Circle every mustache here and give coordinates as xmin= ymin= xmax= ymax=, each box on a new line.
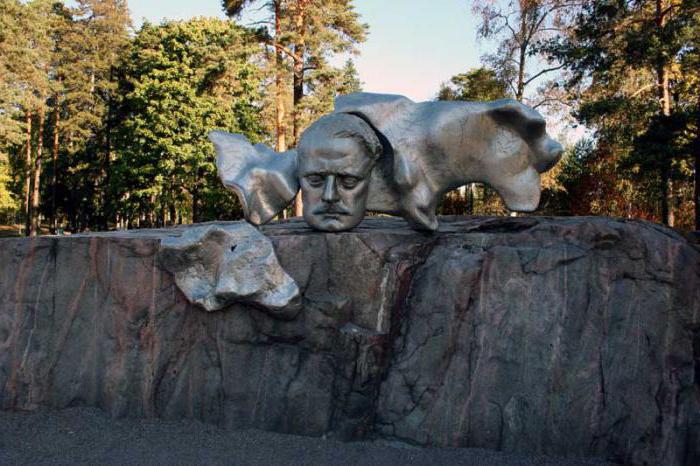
xmin=312 ymin=204 xmax=351 ymax=216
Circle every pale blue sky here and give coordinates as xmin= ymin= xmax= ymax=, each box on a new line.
xmin=125 ymin=0 xmax=484 ymax=101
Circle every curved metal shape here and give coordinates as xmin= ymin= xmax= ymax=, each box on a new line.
xmin=335 ymin=93 xmax=564 ymax=231
xmin=209 ymin=93 xmax=563 ymax=232
xmin=209 ymin=131 xmax=298 ymax=225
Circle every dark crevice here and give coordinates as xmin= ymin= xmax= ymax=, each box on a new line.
xmin=692 ymin=325 xmax=700 ymax=390
xmin=333 ymin=238 xmax=437 ymax=441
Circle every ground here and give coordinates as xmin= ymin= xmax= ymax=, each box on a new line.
xmin=0 ymin=408 xmax=611 ymax=466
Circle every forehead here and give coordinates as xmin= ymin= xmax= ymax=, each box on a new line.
xmin=299 ymin=137 xmax=373 ymax=175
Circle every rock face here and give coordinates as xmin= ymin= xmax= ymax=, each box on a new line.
xmin=0 ymin=216 xmax=698 ymax=465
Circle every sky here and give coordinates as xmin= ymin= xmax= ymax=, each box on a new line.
xmin=125 ymin=0 xmax=485 ymax=101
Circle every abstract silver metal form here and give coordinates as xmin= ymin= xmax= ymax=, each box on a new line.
xmin=210 ymin=92 xmax=563 ymax=232
xmin=158 ymin=223 xmax=301 ymax=318
xmin=209 ymin=132 xmax=299 ymax=226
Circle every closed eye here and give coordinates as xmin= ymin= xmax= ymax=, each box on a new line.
xmin=339 ymin=176 xmax=360 ymax=189
xmin=305 ymin=174 xmax=324 ymax=187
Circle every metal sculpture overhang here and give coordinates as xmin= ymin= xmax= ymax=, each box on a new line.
xmin=210 ymin=92 xmax=564 ymax=232
xmin=158 ymin=223 xmax=301 ymax=318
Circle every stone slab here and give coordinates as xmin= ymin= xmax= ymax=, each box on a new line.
xmin=0 ymin=216 xmax=698 ymax=464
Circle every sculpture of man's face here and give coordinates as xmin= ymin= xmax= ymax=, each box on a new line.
xmin=298 ymin=136 xmax=375 ymax=232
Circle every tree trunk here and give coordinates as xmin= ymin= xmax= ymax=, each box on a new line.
xmin=515 ymin=9 xmax=528 ymax=102
xmin=24 ymin=112 xmax=32 ymax=236
xmin=104 ymin=70 xmax=116 ymax=230
xmin=274 ymin=1 xmax=287 ymax=153
xmin=292 ymin=0 xmax=308 ymax=146
xmin=292 ymin=0 xmax=308 ymax=218
xmin=656 ymin=0 xmax=674 ymax=227
xmin=657 ymin=59 xmax=674 ymax=227
xmin=30 ymin=109 xmax=45 ymax=237
xmin=516 ymin=44 xmax=527 ymax=102
xmin=51 ymin=104 xmax=60 ymax=234
xmin=147 ymin=194 xmax=155 ymax=228
xmin=467 ymin=183 xmax=475 ymax=215
xmin=695 ymin=116 xmax=700 ymax=231
xmin=292 ymin=58 xmax=304 ymax=145
xmin=169 ymin=201 xmax=176 ymax=227
xmin=192 ymin=188 xmax=199 ymax=224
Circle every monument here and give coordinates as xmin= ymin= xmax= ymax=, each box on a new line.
xmin=166 ymin=92 xmax=563 ymax=314
xmin=1 ymin=93 xmax=698 ymax=466
xmin=210 ymin=92 xmax=564 ymax=232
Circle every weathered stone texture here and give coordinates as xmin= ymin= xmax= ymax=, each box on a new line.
xmin=0 ymin=216 xmax=698 ymax=465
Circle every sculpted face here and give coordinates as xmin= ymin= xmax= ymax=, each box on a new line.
xmin=298 ymin=136 xmax=374 ymax=232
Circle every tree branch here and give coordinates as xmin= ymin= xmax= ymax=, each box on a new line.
xmin=263 ymin=39 xmax=303 ymax=63
xmin=507 ymin=80 xmax=518 ymax=96
xmin=629 ymin=83 xmax=654 ymax=98
xmin=532 ymin=96 xmax=568 ymax=109
xmin=244 ymin=20 xmax=274 ymax=27
xmin=523 ymin=64 xmax=565 ymax=86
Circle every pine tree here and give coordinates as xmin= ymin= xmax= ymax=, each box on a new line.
xmin=0 ymin=1 xmax=26 ymax=224
xmin=0 ymin=1 xmax=26 ymax=153
xmin=338 ymin=58 xmax=362 ymax=95
xmin=62 ymin=0 xmax=131 ymax=230
xmin=223 ymin=1 xmax=290 ymax=152
xmin=112 ymin=18 xmax=264 ymax=227
xmin=437 ymin=67 xmax=510 ymax=102
xmin=546 ymin=0 xmax=700 ymax=228
xmin=223 ymin=0 xmax=367 ymax=216
xmin=9 ymin=0 xmax=55 ymax=236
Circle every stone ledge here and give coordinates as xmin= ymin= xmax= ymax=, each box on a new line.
xmin=0 ymin=216 xmax=698 ymax=465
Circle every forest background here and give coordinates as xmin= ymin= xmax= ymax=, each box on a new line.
xmin=0 ymin=0 xmax=698 ymax=236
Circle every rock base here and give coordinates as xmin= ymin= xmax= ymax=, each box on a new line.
xmin=1 ymin=216 xmax=698 ymax=465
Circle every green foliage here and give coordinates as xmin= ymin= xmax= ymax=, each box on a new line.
xmin=544 ymin=0 xmax=700 ymax=228
xmin=112 ymin=18 xmax=265 ymax=225
xmin=0 ymin=152 xmax=17 ymax=212
xmin=222 ymin=0 xmax=368 ymax=147
xmin=52 ymin=0 xmax=131 ymax=230
xmin=1 ymin=0 xmax=698 ymax=232
xmin=437 ymin=67 xmax=510 ymax=102
xmin=0 ymin=0 xmax=26 ymax=149
xmin=1 ymin=1 xmax=367 ymax=233
xmin=295 ymin=58 xmax=362 ymax=130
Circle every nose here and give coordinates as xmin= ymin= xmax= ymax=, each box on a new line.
xmin=321 ymin=175 xmax=339 ymax=203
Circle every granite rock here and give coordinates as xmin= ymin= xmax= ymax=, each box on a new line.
xmin=0 ymin=216 xmax=698 ymax=465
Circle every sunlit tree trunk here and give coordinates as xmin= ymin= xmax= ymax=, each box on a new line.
xmin=147 ymin=194 xmax=155 ymax=227
xmin=104 ymin=66 xmax=118 ymax=230
xmin=274 ymin=1 xmax=287 ymax=153
xmin=515 ymin=6 xmax=528 ymax=102
xmin=656 ymin=0 xmax=674 ymax=227
xmin=292 ymin=0 xmax=308 ymax=145
xmin=30 ymin=108 xmax=45 ymax=237
xmin=291 ymin=0 xmax=309 ymax=217
xmin=24 ymin=112 xmax=32 ymax=236
xmin=695 ymin=118 xmax=699 ymax=231
xmin=51 ymin=104 xmax=60 ymax=233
